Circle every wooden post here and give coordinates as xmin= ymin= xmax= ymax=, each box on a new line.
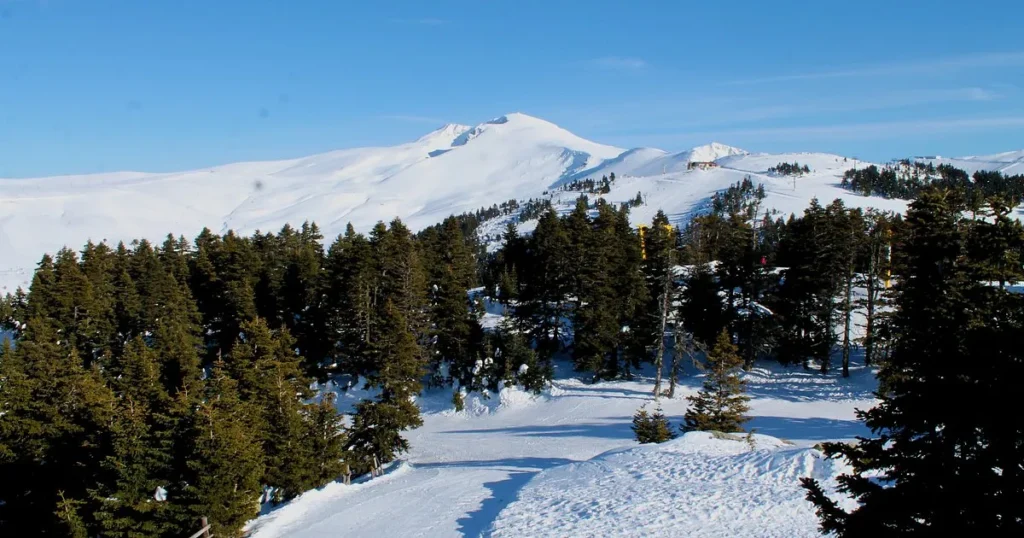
xmin=201 ymin=517 xmax=211 ymax=538
xmin=373 ymin=455 xmax=380 ymax=477
xmin=344 ymin=463 xmax=351 ymax=485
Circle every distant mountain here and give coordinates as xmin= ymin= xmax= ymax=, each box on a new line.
xmin=0 ymin=113 xmax=1019 ymax=291
xmin=914 ymin=149 xmax=1024 ymax=176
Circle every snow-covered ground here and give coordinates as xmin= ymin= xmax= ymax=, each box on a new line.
xmin=3 ymin=111 xmax=1014 ymax=293
xmin=246 ymin=356 xmax=877 ymax=537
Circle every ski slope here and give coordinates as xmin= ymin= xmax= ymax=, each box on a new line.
xmin=914 ymin=149 xmax=1024 ymax=176
xmin=1 ymin=111 xmax=1018 ymax=292
xmin=246 ymin=357 xmax=877 ymax=538
xmin=487 ymin=432 xmax=846 ymax=538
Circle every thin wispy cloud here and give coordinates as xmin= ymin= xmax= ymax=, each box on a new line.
xmin=575 ymin=86 xmax=1006 ymax=137
xmin=685 ymin=116 xmax=1024 ymax=141
xmin=390 ymin=17 xmax=449 ymax=26
xmin=586 ymin=56 xmax=648 ymax=71
xmin=380 ymin=114 xmax=447 ymax=125
xmin=727 ymin=51 xmax=1024 ymax=85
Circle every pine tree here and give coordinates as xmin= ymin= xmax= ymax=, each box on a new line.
xmin=423 ymin=217 xmax=483 ymax=386
xmin=632 ymin=404 xmax=675 ymax=443
xmin=179 ymin=361 xmax=264 ymax=537
xmin=90 ymin=397 xmax=172 ymax=537
xmin=494 ymin=325 xmax=551 ymax=393
xmin=641 ymin=211 xmax=677 ymax=396
xmin=856 ymin=210 xmax=893 ymax=366
xmin=682 ymin=330 xmax=750 ymax=433
xmin=225 ymin=318 xmax=312 ymax=502
xmin=55 ymin=491 xmax=89 ymax=538
xmin=303 ymin=392 xmax=348 ymax=487
xmin=324 ymin=224 xmax=377 ymax=378
xmin=679 ymin=264 xmax=726 ymax=349
xmin=573 ymin=202 xmax=624 ymax=378
xmin=0 ymin=318 xmax=115 ymax=534
xmin=517 ymin=207 xmax=571 ymax=358
xmin=345 ymin=302 xmax=425 ymax=474
xmin=802 ymin=188 xmax=1024 ymax=536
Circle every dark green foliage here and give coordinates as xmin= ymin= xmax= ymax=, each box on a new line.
xmin=180 ymin=361 xmax=264 ymax=537
xmin=492 ymin=326 xmax=551 ymax=394
xmin=514 ymin=207 xmax=571 ymax=359
xmin=420 ymin=217 xmax=484 ymax=386
xmin=573 ymin=201 xmax=645 ymax=379
xmin=632 ymin=405 xmax=675 ymax=444
xmin=303 ymin=392 xmax=348 ymax=487
xmin=346 ymin=302 xmax=425 ymax=474
xmin=803 ymin=188 xmax=1024 ymax=536
xmin=683 ymin=330 xmax=750 ymax=433
xmin=768 ymin=162 xmax=810 ymax=176
xmin=841 ymin=162 xmax=1024 ymax=204
xmin=772 ymin=199 xmax=864 ymax=373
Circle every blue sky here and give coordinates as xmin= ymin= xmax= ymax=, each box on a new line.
xmin=1 ymin=0 xmax=1023 ymax=177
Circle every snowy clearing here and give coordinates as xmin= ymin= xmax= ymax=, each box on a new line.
xmin=247 ymin=358 xmax=876 ymax=537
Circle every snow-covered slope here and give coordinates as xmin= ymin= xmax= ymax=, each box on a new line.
xmin=1 ymin=111 xmax=1020 ymax=292
xmin=246 ymin=355 xmax=877 ymax=538
xmin=914 ymin=149 xmax=1024 ymax=176
xmin=487 ymin=432 xmax=846 ymax=538
xmin=565 ymin=142 xmax=748 ymax=182
xmin=0 ymin=113 xmax=621 ymax=291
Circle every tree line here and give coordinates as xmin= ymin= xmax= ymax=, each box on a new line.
xmin=485 ymin=177 xmax=916 ymax=383
xmin=2 ymin=171 xmax=1023 ymax=535
xmin=768 ymin=162 xmax=811 ymax=176
xmin=841 ymin=162 xmax=1024 ymax=205
xmin=0 ymin=217 xmax=542 ymax=537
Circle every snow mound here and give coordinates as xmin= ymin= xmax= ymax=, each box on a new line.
xmin=486 ymin=432 xmax=843 ymax=538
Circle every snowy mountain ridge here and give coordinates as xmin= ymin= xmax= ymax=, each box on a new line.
xmin=0 ymin=112 xmax=1019 ymax=292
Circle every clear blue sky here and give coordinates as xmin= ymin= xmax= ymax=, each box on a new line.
xmin=2 ymin=0 xmax=1023 ymax=177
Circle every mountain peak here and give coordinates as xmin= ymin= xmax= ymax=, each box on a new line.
xmin=686 ymin=142 xmax=748 ymax=162
xmin=417 ymin=123 xmax=472 ymax=143
xmin=487 ymin=112 xmax=558 ymax=128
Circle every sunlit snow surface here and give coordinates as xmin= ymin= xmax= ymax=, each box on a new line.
xmin=247 ymin=356 xmax=876 ymax=538
xmin=6 ymin=110 xmax=1000 ymax=292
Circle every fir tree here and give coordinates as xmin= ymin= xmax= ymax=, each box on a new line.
xmin=90 ymin=396 xmax=172 ymax=538
xmin=423 ymin=217 xmax=483 ymax=386
xmin=345 ymin=302 xmax=425 ymax=474
xmin=303 ymin=392 xmax=348 ymax=487
xmin=516 ymin=207 xmax=571 ymax=358
xmin=324 ymin=224 xmax=377 ymax=377
xmin=802 ymin=188 xmax=1024 ymax=536
xmin=0 ymin=318 xmax=115 ymax=534
xmin=632 ymin=404 xmax=675 ymax=444
xmin=682 ymin=330 xmax=750 ymax=433
xmin=179 ymin=361 xmax=264 ymax=537
xmin=225 ymin=318 xmax=312 ymax=502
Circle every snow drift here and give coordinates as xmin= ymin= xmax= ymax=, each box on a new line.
xmin=486 ymin=432 xmax=845 ymax=538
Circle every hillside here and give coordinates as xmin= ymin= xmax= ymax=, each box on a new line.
xmin=246 ymin=357 xmax=877 ymax=538
xmin=0 ymin=113 xmax=1018 ymax=292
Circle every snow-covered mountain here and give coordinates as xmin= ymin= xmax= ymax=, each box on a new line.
xmin=914 ymin=149 xmax=1024 ymax=176
xmin=0 ymin=112 xmax=1019 ymax=292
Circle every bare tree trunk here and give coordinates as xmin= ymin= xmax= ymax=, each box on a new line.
xmin=864 ymin=246 xmax=877 ymax=366
xmin=841 ymin=268 xmax=853 ymax=378
xmin=668 ymin=324 xmax=683 ymax=399
xmin=652 ymin=274 xmax=671 ymax=398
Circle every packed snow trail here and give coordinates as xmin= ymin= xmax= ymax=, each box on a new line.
xmin=247 ymin=360 xmax=876 ymax=537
